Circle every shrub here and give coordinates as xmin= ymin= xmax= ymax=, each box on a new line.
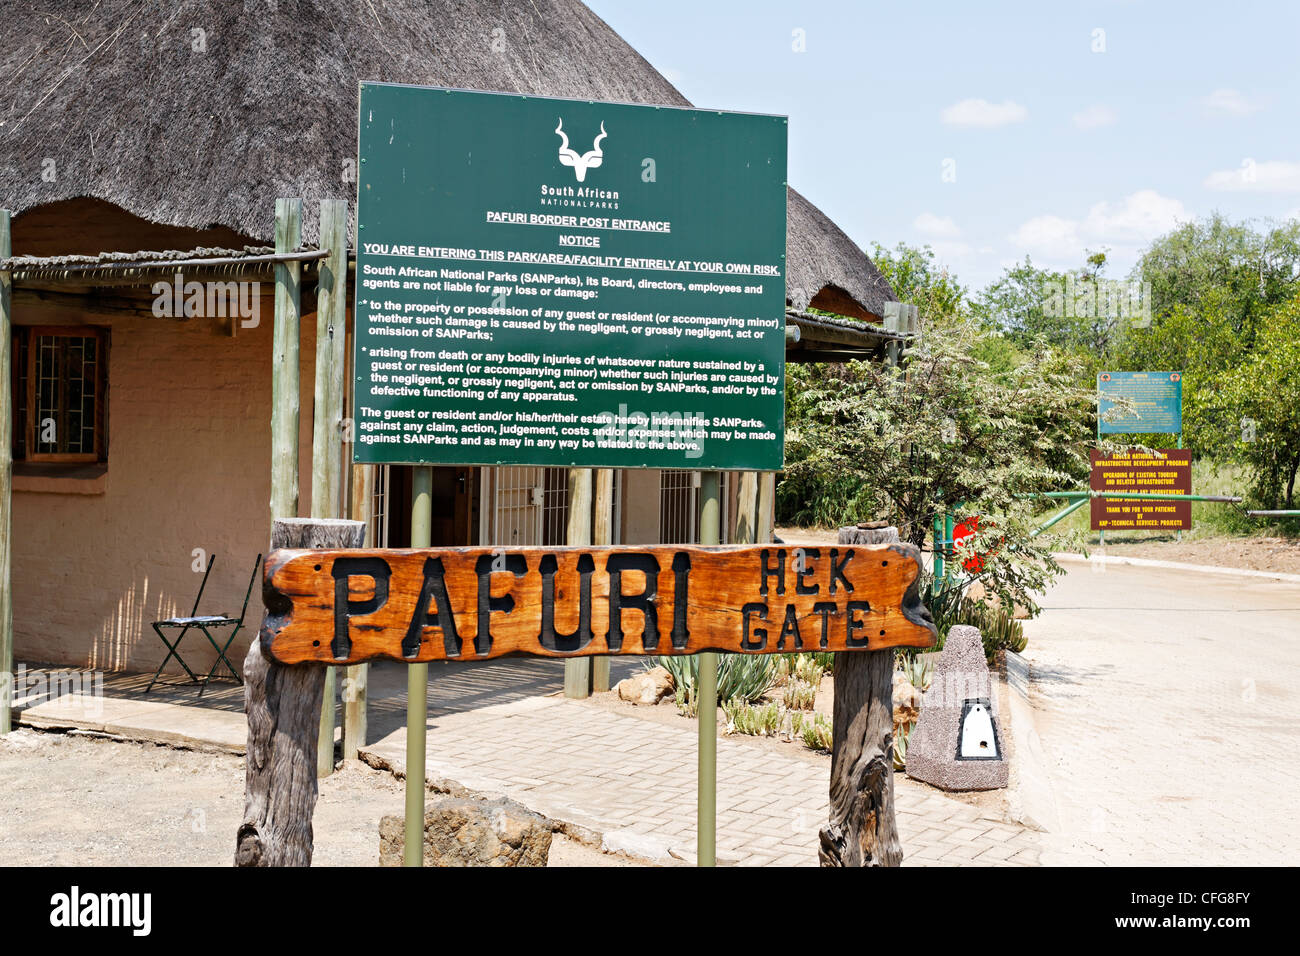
xmin=655 ymin=653 xmax=778 ymax=716
xmin=723 ymin=700 xmax=782 ymax=737
xmin=792 ymin=712 xmax=833 ymax=752
xmin=782 ymin=678 xmax=818 ymax=711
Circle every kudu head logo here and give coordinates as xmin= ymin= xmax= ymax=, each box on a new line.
xmin=555 ymin=118 xmax=607 ymax=182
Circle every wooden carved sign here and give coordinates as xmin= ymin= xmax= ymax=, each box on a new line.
xmin=261 ymin=543 xmax=936 ymax=665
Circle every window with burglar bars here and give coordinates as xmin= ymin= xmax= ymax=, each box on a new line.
xmin=11 ymin=326 xmax=109 ymax=463
xmin=370 ymin=465 xmax=391 ymax=548
xmin=478 ymin=467 xmax=566 ymax=546
xmin=478 ymin=467 xmax=622 ymax=546
xmin=659 ymin=469 xmax=698 ymax=543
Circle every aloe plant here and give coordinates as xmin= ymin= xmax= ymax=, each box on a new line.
xmin=655 ymin=653 xmax=778 ymax=716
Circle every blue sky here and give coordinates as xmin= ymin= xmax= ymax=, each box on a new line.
xmin=584 ymin=0 xmax=1300 ymax=291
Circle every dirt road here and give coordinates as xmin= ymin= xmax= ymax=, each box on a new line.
xmin=0 ymin=730 xmax=632 ymax=866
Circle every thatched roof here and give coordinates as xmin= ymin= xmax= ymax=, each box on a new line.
xmin=0 ymin=0 xmax=896 ymax=320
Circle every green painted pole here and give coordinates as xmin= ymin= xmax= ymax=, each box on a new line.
xmin=943 ymin=510 xmax=955 ymax=586
xmin=1177 ymin=433 xmax=1183 ymax=542
xmin=1031 ymin=496 xmax=1089 ymax=536
xmin=696 ymin=470 xmax=720 ymax=867
xmin=404 ymin=465 xmax=432 ymax=867
xmin=931 ymin=511 xmax=944 ymax=594
xmin=563 ymin=469 xmax=593 ymax=698
xmin=1019 ymin=491 xmax=1241 ymax=503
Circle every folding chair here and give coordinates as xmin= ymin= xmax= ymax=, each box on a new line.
xmin=146 ymin=553 xmax=263 ymax=697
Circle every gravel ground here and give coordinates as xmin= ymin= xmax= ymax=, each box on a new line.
xmin=0 ymin=729 xmax=638 ymax=866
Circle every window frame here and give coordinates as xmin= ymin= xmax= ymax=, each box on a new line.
xmin=14 ymin=324 xmax=110 ymax=465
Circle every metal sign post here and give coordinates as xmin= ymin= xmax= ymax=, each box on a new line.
xmin=696 ymin=471 xmax=720 ymax=866
xmin=404 ymin=465 xmax=432 ymax=866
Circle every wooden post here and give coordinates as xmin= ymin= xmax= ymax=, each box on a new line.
xmin=270 ymin=198 xmax=303 ymax=523
xmin=736 ymin=471 xmax=758 ymax=544
xmin=313 ymin=199 xmax=348 ymax=777
xmin=0 ymin=211 xmax=13 ymax=735
xmin=343 ymin=463 xmax=374 ymax=760
xmin=563 ymin=468 xmax=593 ymax=698
xmin=757 ymin=472 xmax=775 ymax=544
xmin=590 ymin=468 xmax=614 ymax=692
xmin=237 ymin=517 xmax=365 ymax=867
xmin=819 ymin=526 xmax=904 ymax=867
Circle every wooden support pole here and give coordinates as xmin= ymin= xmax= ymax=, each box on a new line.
xmin=757 ymin=472 xmax=775 ymax=544
xmin=237 ymin=517 xmax=365 ymax=867
xmin=590 ymin=468 xmax=614 ymax=692
xmin=0 ymin=211 xmax=12 ymax=735
xmin=736 ymin=471 xmax=758 ymax=544
xmin=269 ymin=198 xmax=302 ymax=523
xmin=563 ymin=468 xmax=594 ymax=698
xmin=820 ymin=524 xmax=903 ymax=867
xmin=343 ymin=463 xmax=375 ymax=760
xmin=313 ymin=199 xmax=348 ymax=778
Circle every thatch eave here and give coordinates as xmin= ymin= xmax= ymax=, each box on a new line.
xmin=1 ymin=0 xmax=896 ymax=321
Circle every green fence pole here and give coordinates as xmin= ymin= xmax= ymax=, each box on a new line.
xmin=1032 ymin=496 xmax=1089 ymax=536
xmin=932 ymin=511 xmax=944 ymax=594
xmin=696 ymin=470 xmax=720 ymax=867
xmin=404 ymin=465 xmax=432 ymax=867
xmin=943 ymin=510 xmax=955 ymax=586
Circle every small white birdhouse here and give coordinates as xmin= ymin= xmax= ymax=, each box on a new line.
xmin=958 ymin=699 xmax=1000 ymax=760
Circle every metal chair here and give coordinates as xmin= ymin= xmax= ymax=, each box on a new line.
xmin=146 ymin=553 xmax=262 ymax=697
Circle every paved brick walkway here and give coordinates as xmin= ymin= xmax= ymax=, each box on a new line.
xmin=360 ymin=659 xmax=1041 ymax=866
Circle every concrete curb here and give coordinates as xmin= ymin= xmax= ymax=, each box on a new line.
xmin=356 ymin=743 xmax=702 ymax=866
xmin=1053 ymin=551 xmax=1300 ymax=584
xmin=13 ymin=699 xmax=246 ymax=755
xmin=996 ymin=652 xmax=1060 ymax=834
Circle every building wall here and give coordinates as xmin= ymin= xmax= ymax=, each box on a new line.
xmin=10 ymin=293 xmax=318 ymax=674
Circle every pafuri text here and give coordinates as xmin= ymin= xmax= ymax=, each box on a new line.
xmin=152 ymin=272 xmax=260 ymax=327
xmin=49 ymin=886 xmax=151 ymax=936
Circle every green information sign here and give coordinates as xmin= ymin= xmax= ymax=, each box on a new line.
xmin=352 ymin=83 xmax=788 ymax=470
xmin=1097 ymin=371 xmax=1183 ymax=434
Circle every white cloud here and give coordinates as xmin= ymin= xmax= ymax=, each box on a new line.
xmin=1082 ymin=190 xmax=1189 ymax=241
xmin=1202 ymin=88 xmax=1263 ymax=116
xmin=1203 ymin=159 xmax=1300 ymax=193
xmin=913 ymin=212 xmax=961 ymax=239
xmin=1072 ymin=104 xmax=1116 ymax=129
xmin=1009 ymin=215 xmax=1081 ymax=261
xmin=940 ymin=98 xmax=1028 ymax=128
xmin=1009 ymin=190 xmax=1190 ymax=264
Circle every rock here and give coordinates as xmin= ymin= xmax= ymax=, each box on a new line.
xmin=379 ymin=796 xmax=552 ymax=867
xmin=892 ymin=671 xmax=921 ymax=735
xmin=615 ymin=666 xmax=674 ymax=705
xmin=905 ymin=624 xmax=1008 ymax=792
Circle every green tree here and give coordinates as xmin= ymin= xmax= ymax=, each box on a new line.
xmin=1133 ymin=214 xmax=1300 ymax=337
xmin=781 ymin=323 xmax=1095 ymax=617
xmin=868 ymin=241 xmax=966 ymax=324
xmin=1197 ymin=295 xmax=1300 ymax=508
xmin=972 ymin=252 xmax=1128 ymax=360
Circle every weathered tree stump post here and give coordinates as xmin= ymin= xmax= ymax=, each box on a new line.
xmin=819 ymin=524 xmax=904 ymax=867
xmin=237 ymin=517 xmax=365 ymax=867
